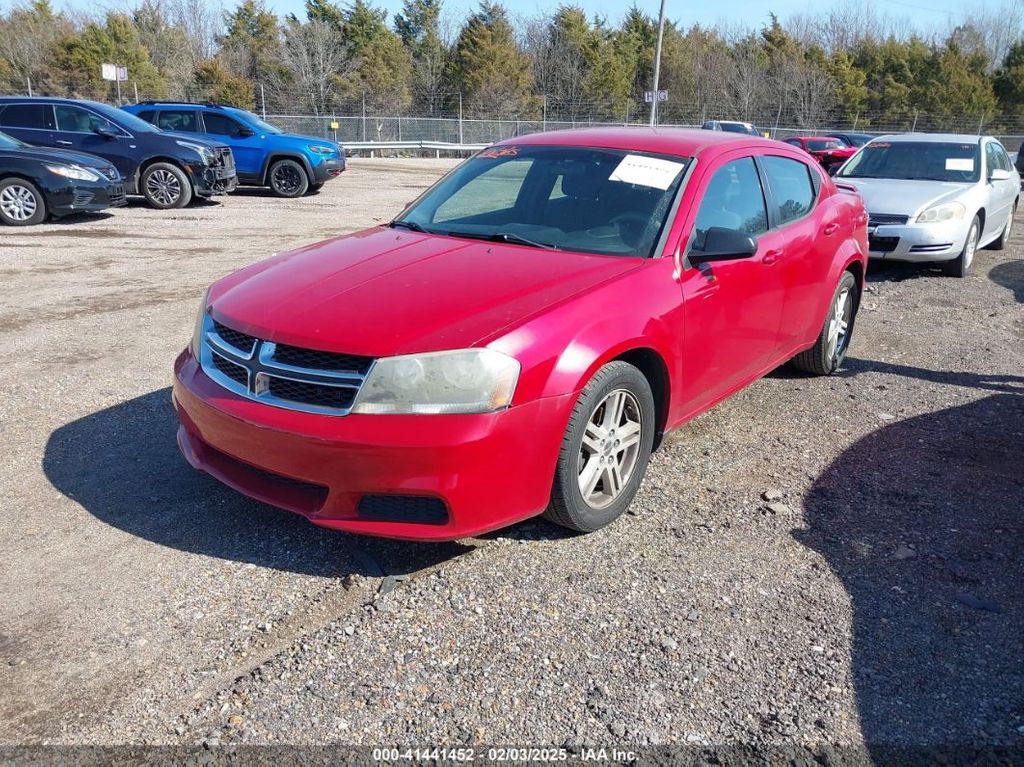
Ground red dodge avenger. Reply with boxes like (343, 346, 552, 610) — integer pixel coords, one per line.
(173, 128, 868, 540)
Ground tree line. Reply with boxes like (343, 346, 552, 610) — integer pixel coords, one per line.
(3, 0, 1024, 131)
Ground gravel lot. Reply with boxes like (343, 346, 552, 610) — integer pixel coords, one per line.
(0, 158, 1021, 755)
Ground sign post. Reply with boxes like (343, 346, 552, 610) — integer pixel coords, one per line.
(101, 63, 129, 103)
(649, 0, 667, 127)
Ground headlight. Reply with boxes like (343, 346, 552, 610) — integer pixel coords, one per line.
(176, 140, 215, 165)
(308, 144, 335, 155)
(352, 349, 520, 414)
(190, 288, 211, 358)
(916, 201, 966, 224)
(44, 163, 101, 182)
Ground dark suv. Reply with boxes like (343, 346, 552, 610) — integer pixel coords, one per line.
(0, 97, 237, 209)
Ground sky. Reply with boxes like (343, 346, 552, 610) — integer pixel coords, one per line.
(262, 0, 982, 35)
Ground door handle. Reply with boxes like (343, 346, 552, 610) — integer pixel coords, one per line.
(762, 249, 784, 265)
(823, 223, 840, 235)
(56, 140, 73, 146)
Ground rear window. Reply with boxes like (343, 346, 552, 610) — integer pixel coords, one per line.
(0, 103, 54, 129)
(761, 156, 816, 225)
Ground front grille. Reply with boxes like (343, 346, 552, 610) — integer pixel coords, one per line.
(213, 320, 257, 355)
(357, 495, 449, 525)
(869, 235, 900, 253)
(215, 147, 235, 171)
(868, 213, 909, 227)
(273, 344, 373, 374)
(199, 315, 371, 416)
(108, 185, 126, 206)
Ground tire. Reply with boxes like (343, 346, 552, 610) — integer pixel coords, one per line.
(140, 162, 192, 209)
(308, 182, 324, 195)
(268, 159, 309, 198)
(0, 177, 46, 226)
(990, 204, 1015, 251)
(943, 215, 980, 277)
(544, 361, 656, 533)
(792, 271, 858, 376)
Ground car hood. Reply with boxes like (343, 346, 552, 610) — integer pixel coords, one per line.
(0, 145, 117, 172)
(834, 177, 973, 216)
(209, 227, 641, 357)
(159, 131, 228, 150)
(273, 133, 342, 152)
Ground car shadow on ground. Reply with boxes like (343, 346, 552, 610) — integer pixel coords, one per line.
(793, 390, 1024, 752)
(42, 388, 470, 578)
(227, 187, 322, 199)
(989, 258, 1024, 303)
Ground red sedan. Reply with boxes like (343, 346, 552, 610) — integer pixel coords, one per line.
(783, 136, 858, 172)
(173, 128, 867, 540)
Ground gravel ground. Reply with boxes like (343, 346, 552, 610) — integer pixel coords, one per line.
(0, 158, 1021, 755)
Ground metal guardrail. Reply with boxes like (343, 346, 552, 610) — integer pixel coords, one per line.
(344, 140, 488, 156)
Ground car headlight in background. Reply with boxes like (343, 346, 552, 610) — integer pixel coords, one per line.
(44, 163, 101, 182)
(352, 349, 520, 414)
(308, 144, 336, 155)
(916, 201, 966, 224)
(176, 140, 216, 165)
(190, 288, 211, 358)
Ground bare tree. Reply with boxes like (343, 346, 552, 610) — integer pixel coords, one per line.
(0, 1, 70, 93)
(165, 0, 223, 68)
(275, 19, 351, 115)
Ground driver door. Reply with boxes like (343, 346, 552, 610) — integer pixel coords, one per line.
(200, 111, 261, 178)
(53, 104, 133, 179)
(676, 154, 788, 416)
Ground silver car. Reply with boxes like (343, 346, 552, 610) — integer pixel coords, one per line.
(833, 133, 1019, 276)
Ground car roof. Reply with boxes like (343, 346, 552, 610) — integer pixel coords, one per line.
(132, 101, 240, 111)
(873, 133, 985, 144)
(497, 127, 781, 159)
(0, 96, 109, 110)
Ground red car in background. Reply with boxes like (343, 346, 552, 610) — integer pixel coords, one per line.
(783, 136, 858, 172)
(173, 128, 868, 541)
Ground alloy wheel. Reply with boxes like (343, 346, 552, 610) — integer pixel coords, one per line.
(272, 164, 303, 195)
(577, 389, 643, 510)
(964, 223, 979, 269)
(0, 184, 38, 222)
(146, 169, 181, 206)
(827, 287, 852, 364)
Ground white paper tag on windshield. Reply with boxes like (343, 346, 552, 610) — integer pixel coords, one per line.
(946, 158, 974, 172)
(609, 154, 685, 190)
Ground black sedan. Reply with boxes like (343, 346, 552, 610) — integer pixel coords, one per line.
(0, 130, 125, 226)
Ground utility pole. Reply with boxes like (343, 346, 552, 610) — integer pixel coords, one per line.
(133, 82, 139, 104)
(542, 94, 547, 133)
(361, 93, 367, 142)
(26, 76, 32, 97)
(260, 84, 266, 119)
(458, 92, 464, 146)
(649, 0, 667, 127)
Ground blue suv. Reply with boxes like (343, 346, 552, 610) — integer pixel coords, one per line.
(123, 102, 345, 197)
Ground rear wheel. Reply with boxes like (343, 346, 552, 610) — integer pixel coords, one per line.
(268, 159, 309, 198)
(0, 178, 46, 226)
(141, 162, 192, 209)
(545, 361, 655, 533)
(792, 271, 858, 375)
(991, 205, 1015, 251)
(943, 216, 980, 277)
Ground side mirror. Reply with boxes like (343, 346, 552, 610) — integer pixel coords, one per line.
(989, 168, 1012, 182)
(93, 126, 117, 140)
(237, 128, 256, 138)
(689, 227, 758, 265)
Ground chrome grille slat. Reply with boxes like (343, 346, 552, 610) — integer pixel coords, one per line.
(198, 315, 371, 416)
(868, 213, 909, 227)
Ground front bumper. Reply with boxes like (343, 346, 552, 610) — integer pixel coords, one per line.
(867, 219, 967, 262)
(48, 180, 127, 216)
(311, 156, 345, 183)
(172, 351, 570, 541)
(190, 165, 238, 197)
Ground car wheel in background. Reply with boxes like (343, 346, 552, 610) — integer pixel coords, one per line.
(141, 163, 192, 209)
(545, 361, 656, 533)
(943, 215, 980, 277)
(269, 159, 309, 198)
(990, 205, 1015, 251)
(0, 178, 46, 226)
(792, 270, 858, 376)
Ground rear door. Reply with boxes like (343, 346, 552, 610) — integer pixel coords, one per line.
(52, 104, 135, 179)
(0, 102, 57, 146)
(200, 111, 261, 177)
(677, 152, 788, 414)
(154, 109, 201, 134)
(758, 153, 834, 351)
(986, 141, 1017, 237)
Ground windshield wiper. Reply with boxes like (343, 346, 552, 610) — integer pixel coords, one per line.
(445, 230, 560, 250)
(389, 220, 428, 233)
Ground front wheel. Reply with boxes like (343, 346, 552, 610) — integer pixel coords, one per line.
(544, 361, 656, 533)
(943, 215, 980, 277)
(0, 178, 47, 225)
(268, 159, 309, 198)
(792, 271, 858, 375)
(990, 205, 1015, 251)
(141, 162, 192, 209)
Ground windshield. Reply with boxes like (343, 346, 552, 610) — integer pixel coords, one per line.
(395, 145, 689, 258)
(844, 134, 874, 147)
(838, 141, 980, 182)
(808, 139, 842, 151)
(88, 102, 158, 133)
(234, 109, 281, 134)
(0, 130, 25, 149)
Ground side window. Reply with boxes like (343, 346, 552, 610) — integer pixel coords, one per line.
(998, 146, 1013, 172)
(691, 157, 768, 251)
(202, 112, 245, 136)
(432, 158, 533, 223)
(156, 110, 198, 132)
(55, 105, 120, 134)
(0, 103, 55, 129)
(985, 142, 1000, 175)
(761, 155, 815, 225)
(784, 138, 802, 147)
(137, 110, 156, 123)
